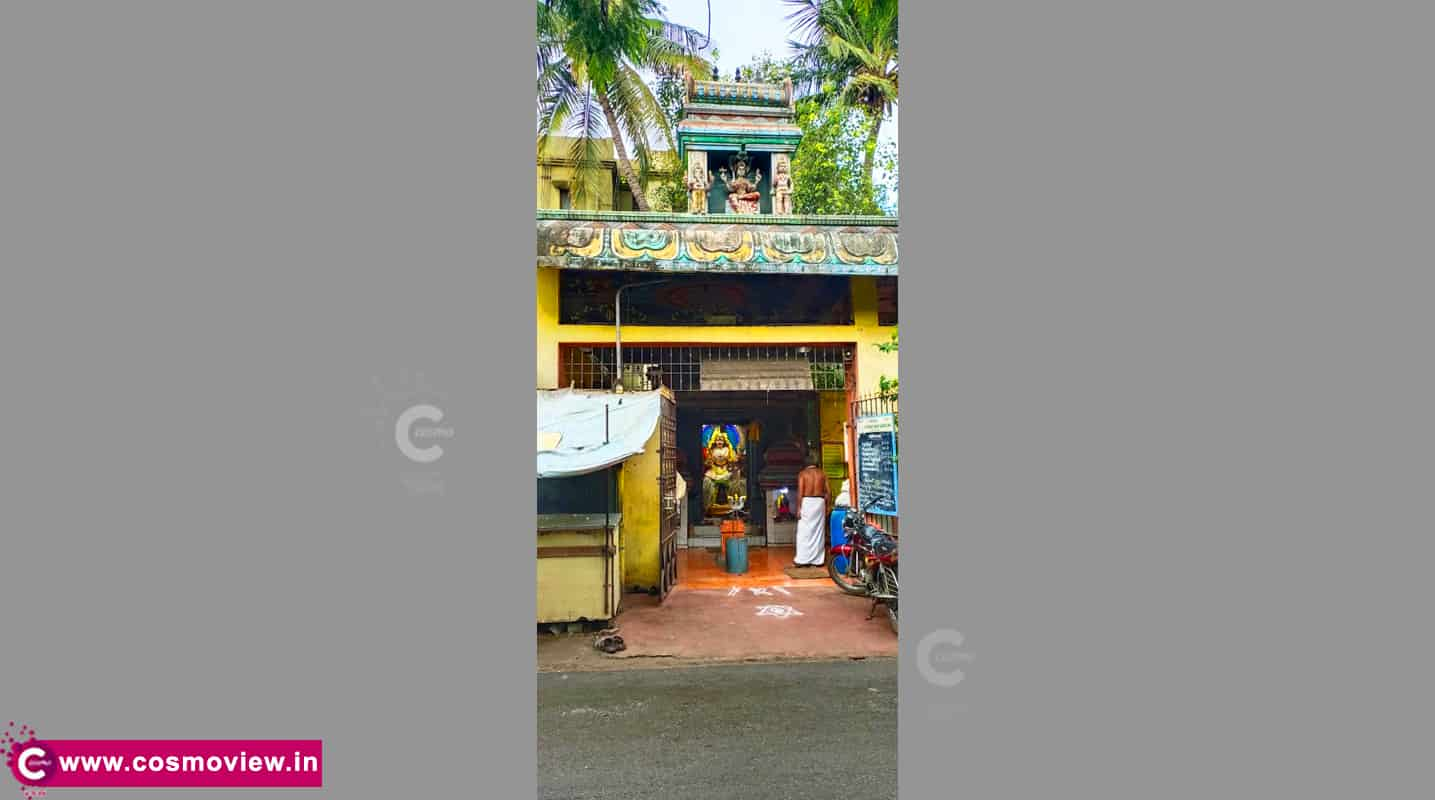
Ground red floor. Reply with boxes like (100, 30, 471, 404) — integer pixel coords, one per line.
(609, 584, 898, 661)
(676, 545, 830, 590)
(590, 545, 897, 663)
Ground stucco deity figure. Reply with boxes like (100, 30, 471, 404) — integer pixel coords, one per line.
(718, 153, 762, 214)
(772, 157, 793, 215)
(685, 159, 713, 215)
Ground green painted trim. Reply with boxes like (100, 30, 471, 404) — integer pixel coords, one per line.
(677, 130, 801, 141)
(536, 209, 898, 227)
(679, 139, 799, 161)
(688, 95, 788, 108)
(677, 137, 801, 151)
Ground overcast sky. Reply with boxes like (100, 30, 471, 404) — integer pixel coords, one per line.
(660, 0, 897, 201)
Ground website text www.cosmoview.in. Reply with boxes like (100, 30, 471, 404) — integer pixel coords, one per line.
(8, 739, 322, 789)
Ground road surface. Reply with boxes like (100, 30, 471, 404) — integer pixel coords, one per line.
(539, 658, 897, 800)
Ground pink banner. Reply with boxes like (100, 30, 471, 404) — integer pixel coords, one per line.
(8, 740, 322, 788)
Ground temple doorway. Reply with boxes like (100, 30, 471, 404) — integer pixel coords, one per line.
(674, 390, 824, 552)
(556, 342, 855, 583)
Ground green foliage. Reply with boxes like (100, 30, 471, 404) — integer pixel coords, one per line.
(791, 98, 894, 215)
(649, 65, 694, 212)
(538, 0, 710, 209)
(786, 0, 898, 114)
(786, 0, 898, 190)
(737, 51, 797, 85)
(650, 179, 688, 212)
(737, 50, 895, 216)
(654, 67, 686, 128)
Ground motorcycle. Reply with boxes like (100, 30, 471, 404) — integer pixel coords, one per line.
(828, 498, 899, 634)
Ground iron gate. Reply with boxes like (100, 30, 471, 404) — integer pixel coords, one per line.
(658, 393, 679, 600)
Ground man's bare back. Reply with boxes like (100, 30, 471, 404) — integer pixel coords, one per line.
(798, 465, 828, 501)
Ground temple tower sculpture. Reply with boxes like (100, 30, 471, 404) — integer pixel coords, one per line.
(677, 71, 800, 215)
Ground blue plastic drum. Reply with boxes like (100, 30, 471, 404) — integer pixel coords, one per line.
(725, 536, 749, 574)
(829, 507, 849, 575)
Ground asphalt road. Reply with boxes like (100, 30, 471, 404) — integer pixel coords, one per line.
(539, 658, 897, 800)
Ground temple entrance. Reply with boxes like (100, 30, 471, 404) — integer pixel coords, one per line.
(557, 343, 855, 587)
(674, 390, 826, 556)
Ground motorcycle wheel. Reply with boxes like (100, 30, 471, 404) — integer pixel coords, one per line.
(828, 556, 869, 596)
(886, 600, 898, 635)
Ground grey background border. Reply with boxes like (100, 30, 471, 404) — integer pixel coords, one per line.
(3, 2, 1433, 799)
(2, 2, 534, 798)
(907, 1, 1433, 797)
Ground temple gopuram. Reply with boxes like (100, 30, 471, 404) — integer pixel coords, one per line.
(537, 73, 897, 597)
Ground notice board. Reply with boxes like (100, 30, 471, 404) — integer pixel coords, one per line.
(855, 413, 898, 515)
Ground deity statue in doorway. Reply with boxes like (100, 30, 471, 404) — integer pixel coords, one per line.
(701, 424, 745, 518)
(718, 151, 762, 214)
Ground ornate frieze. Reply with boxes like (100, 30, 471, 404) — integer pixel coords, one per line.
(537, 211, 897, 276)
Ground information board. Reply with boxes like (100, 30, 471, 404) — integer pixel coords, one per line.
(855, 414, 898, 515)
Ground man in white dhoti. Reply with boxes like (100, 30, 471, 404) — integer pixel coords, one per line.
(794, 453, 830, 567)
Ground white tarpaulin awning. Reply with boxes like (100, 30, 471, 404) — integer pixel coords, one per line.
(537, 388, 663, 479)
(700, 358, 815, 392)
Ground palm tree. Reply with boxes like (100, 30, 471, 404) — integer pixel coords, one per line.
(786, 0, 898, 189)
(538, 0, 709, 211)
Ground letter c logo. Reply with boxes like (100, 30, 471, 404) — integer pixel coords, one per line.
(396, 404, 444, 463)
(916, 629, 971, 688)
(18, 745, 49, 781)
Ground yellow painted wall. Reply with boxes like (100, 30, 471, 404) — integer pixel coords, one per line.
(536, 137, 676, 211)
(617, 424, 663, 591)
(536, 270, 898, 398)
(537, 162, 616, 211)
(537, 268, 560, 388)
(818, 392, 848, 496)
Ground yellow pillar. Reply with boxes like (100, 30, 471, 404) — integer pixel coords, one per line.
(619, 426, 662, 591)
(850, 277, 898, 398)
(537, 268, 560, 390)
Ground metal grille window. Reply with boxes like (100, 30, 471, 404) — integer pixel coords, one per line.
(561, 344, 851, 392)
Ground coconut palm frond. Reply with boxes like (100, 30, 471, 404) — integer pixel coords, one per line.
(538, 67, 608, 206)
(779, 0, 898, 188)
(616, 62, 677, 154)
(784, 0, 827, 43)
(644, 32, 713, 80)
(538, 0, 697, 211)
(606, 69, 665, 185)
